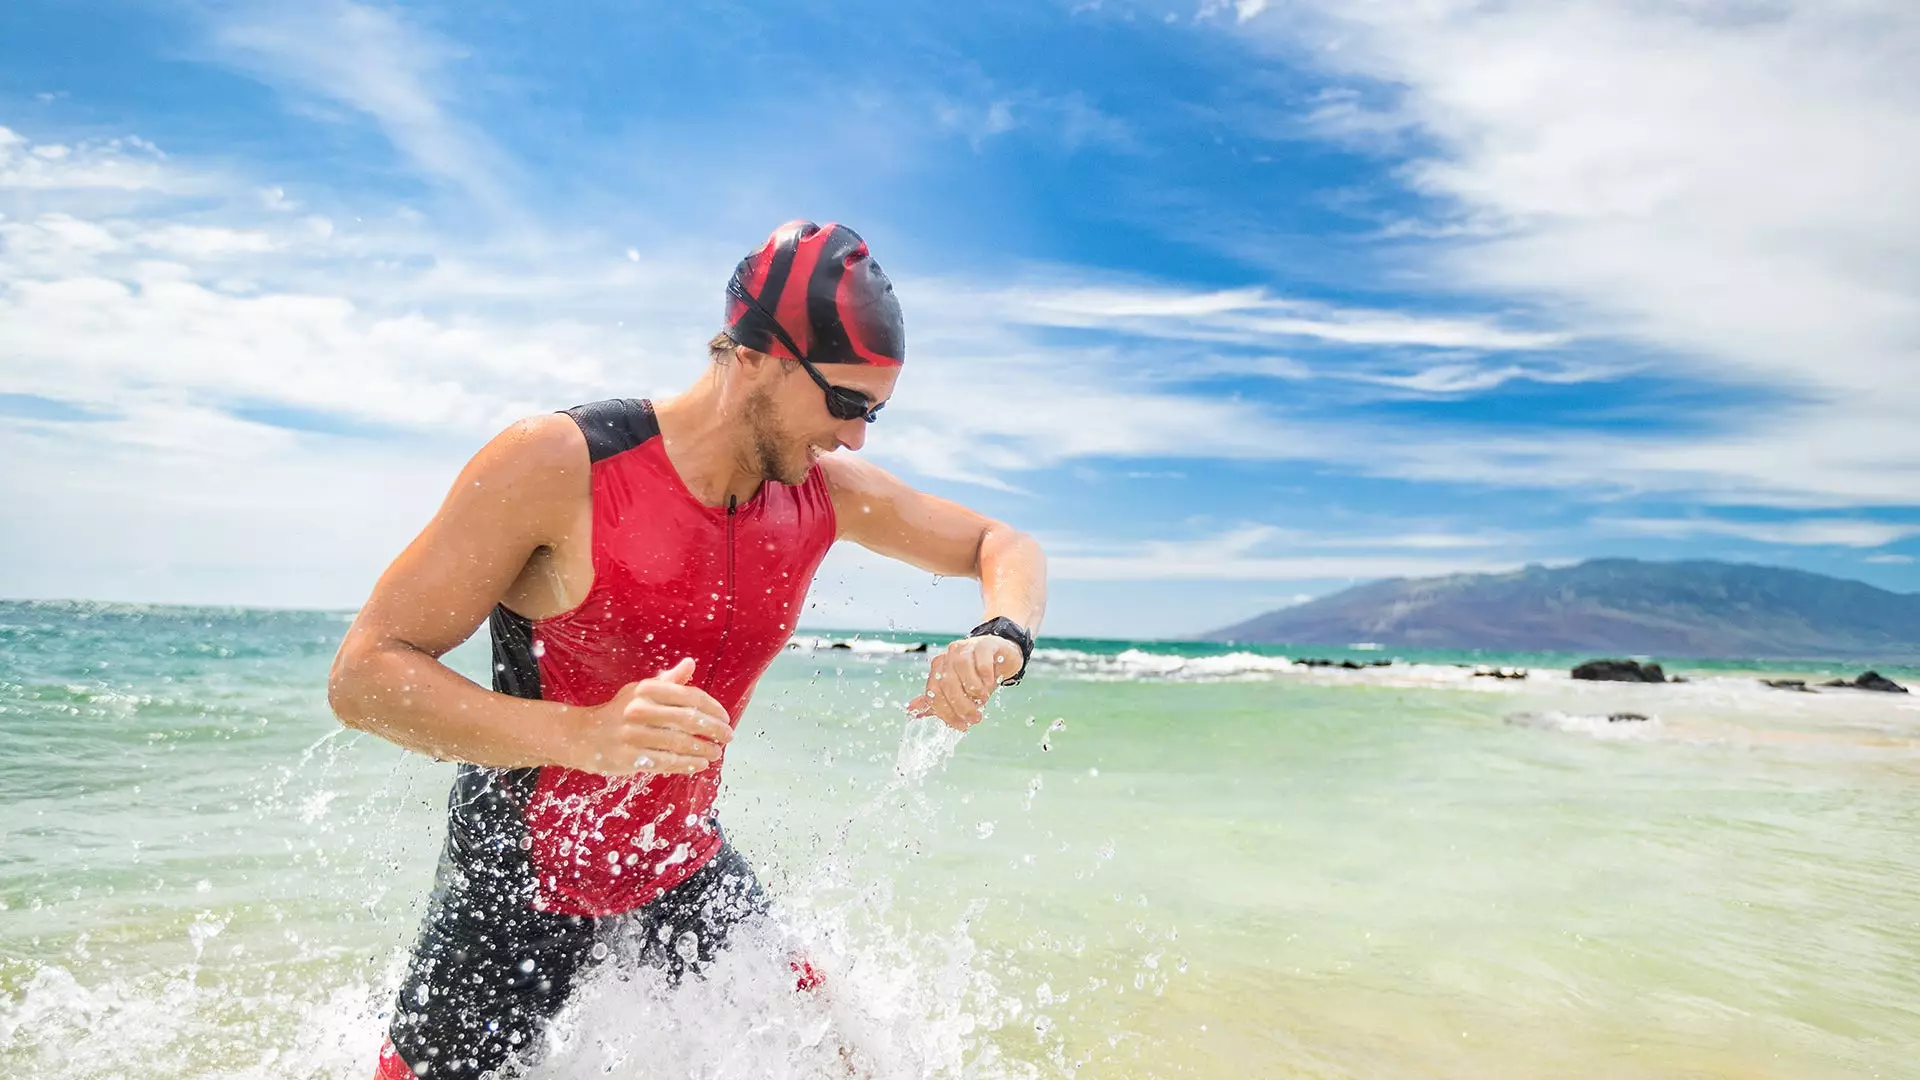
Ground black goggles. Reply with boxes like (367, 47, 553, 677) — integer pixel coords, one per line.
(726, 280, 885, 423)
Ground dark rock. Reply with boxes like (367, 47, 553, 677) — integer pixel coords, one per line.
(1761, 678, 1812, 692)
(1608, 712, 1649, 722)
(1853, 671, 1908, 693)
(828, 642, 853, 650)
(1339, 660, 1365, 670)
(1368, 660, 1392, 667)
(905, 642, 930, 653)
(1820, 678, 1851, 688)
(1571, 659, 1667, 683)
(1473, 667, 1528, 680)
(1298, 658, 1335, 667)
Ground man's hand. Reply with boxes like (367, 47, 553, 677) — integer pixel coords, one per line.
(907, 636, 1022, 732)
(566, 658, 734, 776)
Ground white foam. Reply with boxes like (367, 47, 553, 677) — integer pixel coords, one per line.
(1505, 711, 1668, 741)
(789, 635, 932, 656)
(533, 904, 1030, 1080)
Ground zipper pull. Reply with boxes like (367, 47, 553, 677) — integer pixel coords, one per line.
(727, 494, 737, 516)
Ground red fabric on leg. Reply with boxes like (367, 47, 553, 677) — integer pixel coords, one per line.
(790, 953, 826, 993)
(373, 1038, 414, 1080)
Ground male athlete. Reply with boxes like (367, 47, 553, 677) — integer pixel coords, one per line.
(328, 221, 1048, 1078)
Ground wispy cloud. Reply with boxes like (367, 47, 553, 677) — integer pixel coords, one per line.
(932, 82, 1134, 153)
(980, 280, 1567, 350)
(1048, 522, 1528, 581)
(0, 126, 189, 194)
(1598, 517, 1920, 549)
(210, 0, 511, 205)
(1243, 0, 1920, 505)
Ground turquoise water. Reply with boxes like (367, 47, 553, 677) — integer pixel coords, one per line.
(3, 601, 1918, 1078)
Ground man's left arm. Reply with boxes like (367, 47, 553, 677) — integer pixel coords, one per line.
(820, 455, 1048, 731)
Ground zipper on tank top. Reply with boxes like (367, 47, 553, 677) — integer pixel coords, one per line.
(715, 494, 737, 669)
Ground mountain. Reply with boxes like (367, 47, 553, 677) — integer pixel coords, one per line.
(1205, 559, 1920, 661)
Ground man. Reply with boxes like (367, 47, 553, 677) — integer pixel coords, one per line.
(328, 220, 1048, 1079)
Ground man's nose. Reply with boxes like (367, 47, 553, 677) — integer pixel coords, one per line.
(836, 419, 867, 452)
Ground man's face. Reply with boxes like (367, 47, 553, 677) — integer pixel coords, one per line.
(740, 354, 899, 485)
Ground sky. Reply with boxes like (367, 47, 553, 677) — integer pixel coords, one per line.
(1, 0, 1917, 639)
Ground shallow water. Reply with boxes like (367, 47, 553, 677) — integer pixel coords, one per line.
(3, 602, 1919, 1078)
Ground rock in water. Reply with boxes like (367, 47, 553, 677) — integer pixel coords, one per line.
(1854, 671, 1908, 693)
(1571, 659, 1667, 683)
(1608, 712, 1649, 722)
(1817, 671, 1906, 692)
(1761, 678, 1812, 692)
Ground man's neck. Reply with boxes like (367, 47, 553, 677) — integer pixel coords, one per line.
(651, 373, 763, 508)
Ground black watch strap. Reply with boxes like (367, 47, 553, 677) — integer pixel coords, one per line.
(968, 616, 1034, 686)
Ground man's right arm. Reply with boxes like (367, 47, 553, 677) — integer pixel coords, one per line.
(326, 414, 731, 775)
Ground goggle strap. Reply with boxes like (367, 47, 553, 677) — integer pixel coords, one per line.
(728, 280, 812, 368)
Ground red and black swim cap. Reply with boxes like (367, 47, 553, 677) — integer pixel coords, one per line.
(724, 221, 904, 367)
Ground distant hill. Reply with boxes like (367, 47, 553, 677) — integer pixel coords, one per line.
(1205, 559, 1920, 661)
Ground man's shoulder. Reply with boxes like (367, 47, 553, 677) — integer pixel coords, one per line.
(816, 452, 920, 509)
(467, 411, 592, 493)
(815, 450, 880, 492)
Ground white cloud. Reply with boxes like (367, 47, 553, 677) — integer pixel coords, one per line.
(1199, 0, 1272, 24)
(1865, 554, 1915, 565)
(0, 126, 182, 193)
(1598, 517, 1920, 549)
(978, 279, 1567, 350)
(1247, 0, 1920, 505)
(210, 0, 511, 205)
(1054, 549, 1520, 582)
(1345, 359, 1618, 395)
(1046, 523, 1527, 581)
(934, 89, 1133, 153)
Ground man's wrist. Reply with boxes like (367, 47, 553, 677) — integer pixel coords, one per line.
(968, 616, 1034, 686)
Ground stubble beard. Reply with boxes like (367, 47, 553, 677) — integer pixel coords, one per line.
(742, 385, 810, 486)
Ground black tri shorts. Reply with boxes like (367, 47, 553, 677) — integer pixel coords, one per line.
(386, 840, 771, 1078)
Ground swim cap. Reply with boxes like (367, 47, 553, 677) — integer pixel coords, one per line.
(724, 221, 904, 366)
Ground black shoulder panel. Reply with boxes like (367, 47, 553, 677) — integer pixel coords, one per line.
(564, 398, 660, 463)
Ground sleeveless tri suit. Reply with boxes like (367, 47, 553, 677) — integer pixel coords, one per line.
(375, 399, 836, 1079)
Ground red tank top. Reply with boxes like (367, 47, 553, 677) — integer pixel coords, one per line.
(453, 399, 836, 916)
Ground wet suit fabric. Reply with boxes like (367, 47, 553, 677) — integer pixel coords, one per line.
(378, 398, 838, 1078)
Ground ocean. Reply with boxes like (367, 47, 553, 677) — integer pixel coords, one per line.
(2, 600, 1917, 1079)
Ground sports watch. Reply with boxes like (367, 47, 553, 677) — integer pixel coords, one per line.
(968, 616, 1034, 686)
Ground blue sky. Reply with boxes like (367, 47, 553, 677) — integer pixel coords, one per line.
(2, 0, 1917, 639)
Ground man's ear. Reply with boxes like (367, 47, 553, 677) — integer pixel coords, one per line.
(735, 345, 775, 374)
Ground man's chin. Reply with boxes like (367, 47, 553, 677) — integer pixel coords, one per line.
(770, 452, 815, 486)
